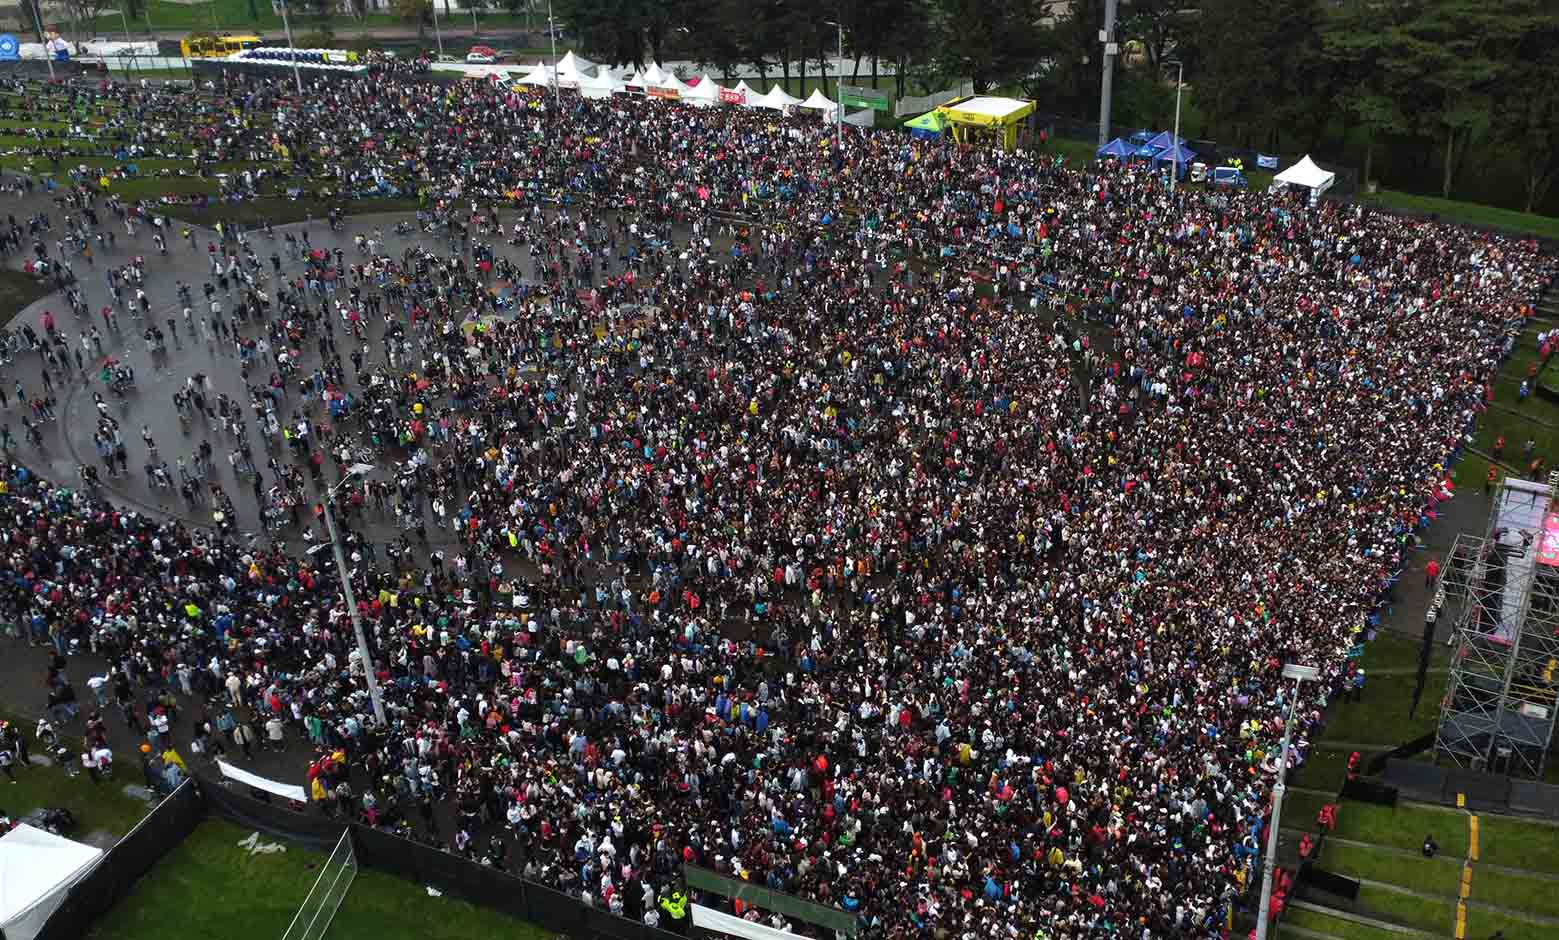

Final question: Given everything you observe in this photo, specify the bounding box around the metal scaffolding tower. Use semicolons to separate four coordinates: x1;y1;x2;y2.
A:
1435;475;1559;778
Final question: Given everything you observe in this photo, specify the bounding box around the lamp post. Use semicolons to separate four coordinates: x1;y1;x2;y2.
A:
430;0;444;62
1254;663;1320;940
117;3;136;79
1167;59;1183;194
1097;0;1118;147
824;20;843;149
546;0;559;109
273;0;304;97
318;463;388;728
31;0;53;80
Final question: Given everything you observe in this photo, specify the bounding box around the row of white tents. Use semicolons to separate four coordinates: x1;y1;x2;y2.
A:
506;51;862;119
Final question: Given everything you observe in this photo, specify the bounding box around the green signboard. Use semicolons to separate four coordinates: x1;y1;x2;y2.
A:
684;864;858;935
839;83;891;112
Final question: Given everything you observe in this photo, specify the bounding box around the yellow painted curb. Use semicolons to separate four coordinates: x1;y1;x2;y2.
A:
1457;792;1466;808
1469;814;1479;861
1455;901;1467;940
1460;864;1472;899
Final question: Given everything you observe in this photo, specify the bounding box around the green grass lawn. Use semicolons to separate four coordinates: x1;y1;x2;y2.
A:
1358;190;1559;241
88;819;553;940
1315;673;1446;748
1333;803;1471;859
1321;840;1559;921
1278;907;1407;940
0;267;53;331
1355;883;1456;936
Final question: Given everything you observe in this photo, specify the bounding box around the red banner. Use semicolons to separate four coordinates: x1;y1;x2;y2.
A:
719;87;746;105
648;86;680;100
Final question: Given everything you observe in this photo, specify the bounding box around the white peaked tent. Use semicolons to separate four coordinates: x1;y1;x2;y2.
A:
637;62;669;86
684;75;724;106
554;51;595;83
512;61;554;86
729;80;756;105
0;825;106;940
651;73;694;97
578;68;623;100
1273;155;1336;198
753;85;801;110
799;88;837;112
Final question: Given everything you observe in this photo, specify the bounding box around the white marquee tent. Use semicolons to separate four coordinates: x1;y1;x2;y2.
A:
650;73;695;97
751;85;801;110
1273;155;1336;198
0;825;105;940
578;68;624;100
799;88;837;112
729;80;757;105
553;51;595;84
684;75;725;107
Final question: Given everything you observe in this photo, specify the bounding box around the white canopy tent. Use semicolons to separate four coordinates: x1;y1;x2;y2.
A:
636;62;669;86
650;74;694;98
684;75;724;107
729;80;756;105
578;68;624;100
751;85;801;110
0;825;105;940
553;51;595;83
799;88;837;112
1273;155;1336;198
512;62;554;86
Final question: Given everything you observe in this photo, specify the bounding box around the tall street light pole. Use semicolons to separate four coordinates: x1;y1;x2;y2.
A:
1097;0;1118;147
430;0;444;62
825;20;843;150
274;0;303;97
1168;59;1183;194
117;3;136;79
32;0;53;80
546;0;559;109
318;463;388;728
1254;663;1320;940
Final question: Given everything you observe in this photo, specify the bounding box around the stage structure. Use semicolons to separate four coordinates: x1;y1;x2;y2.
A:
1436;475;1559;778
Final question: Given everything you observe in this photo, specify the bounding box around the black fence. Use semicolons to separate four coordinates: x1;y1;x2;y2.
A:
34;779;206;940
1365;732;1437;776
195;775;684;940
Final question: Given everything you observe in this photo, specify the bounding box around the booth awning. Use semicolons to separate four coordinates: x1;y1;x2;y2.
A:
1273;154;1336;193
0;824;105;940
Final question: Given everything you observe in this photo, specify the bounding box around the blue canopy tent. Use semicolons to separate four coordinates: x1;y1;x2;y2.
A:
1146;131;1184;151
1130;143;1161;162
1154;143;1198;178
1096;137;1133;159
1128;128;1154;146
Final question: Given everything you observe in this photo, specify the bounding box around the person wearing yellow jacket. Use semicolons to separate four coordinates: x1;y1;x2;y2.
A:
658;890;688;933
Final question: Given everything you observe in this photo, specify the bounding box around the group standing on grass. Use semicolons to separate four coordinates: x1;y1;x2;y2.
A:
0;68;1554;940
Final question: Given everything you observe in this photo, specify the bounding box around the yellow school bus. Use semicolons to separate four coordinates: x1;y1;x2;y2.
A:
180;33;263;59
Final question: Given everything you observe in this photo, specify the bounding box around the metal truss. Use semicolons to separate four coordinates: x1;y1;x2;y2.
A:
1434;476;1559;778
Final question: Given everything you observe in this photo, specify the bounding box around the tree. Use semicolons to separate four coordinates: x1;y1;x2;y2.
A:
392;0;430;35
1321;0;1413;186
1491;7;1559;212
1181;0;1328;151
1381;1;1518;199
61;0;115;42
922;0;1047;93
1118;0;1187;75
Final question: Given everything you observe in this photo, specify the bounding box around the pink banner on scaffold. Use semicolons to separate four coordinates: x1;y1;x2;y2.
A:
1538;509;1559;566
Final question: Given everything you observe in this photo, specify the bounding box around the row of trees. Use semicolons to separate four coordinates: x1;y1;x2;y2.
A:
554;0;1559;214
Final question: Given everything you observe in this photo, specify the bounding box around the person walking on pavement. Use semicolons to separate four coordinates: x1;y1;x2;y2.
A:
1425;557;1441;588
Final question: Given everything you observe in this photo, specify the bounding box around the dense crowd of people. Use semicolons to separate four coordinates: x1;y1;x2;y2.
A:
0;70;1553;940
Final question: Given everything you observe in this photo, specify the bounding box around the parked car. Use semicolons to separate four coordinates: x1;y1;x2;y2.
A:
465;46;496;64
1211;166;1248;190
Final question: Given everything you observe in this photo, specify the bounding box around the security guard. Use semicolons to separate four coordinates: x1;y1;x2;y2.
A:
658;889;689;933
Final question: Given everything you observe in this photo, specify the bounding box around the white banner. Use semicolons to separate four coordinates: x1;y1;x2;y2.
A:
217;759;308;802
690;904;801;940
